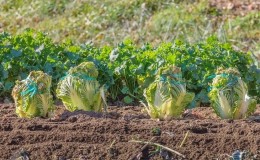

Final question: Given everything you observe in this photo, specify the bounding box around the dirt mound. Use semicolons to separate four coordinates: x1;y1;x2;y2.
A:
0;103;260;160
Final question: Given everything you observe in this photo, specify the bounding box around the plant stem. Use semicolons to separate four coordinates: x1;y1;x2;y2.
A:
179;130;189;147
129;139;185;158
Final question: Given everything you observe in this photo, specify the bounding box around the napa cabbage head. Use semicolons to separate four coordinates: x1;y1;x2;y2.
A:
143;65;195;120
12;71;54;118
208;67;257;119
56;61;107;112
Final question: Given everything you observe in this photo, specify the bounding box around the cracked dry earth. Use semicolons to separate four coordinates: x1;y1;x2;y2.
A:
0;103;260;160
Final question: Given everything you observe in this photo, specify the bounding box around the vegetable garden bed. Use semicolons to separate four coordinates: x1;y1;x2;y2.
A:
1;30;260;160
1;103;259;160
1;1;260;159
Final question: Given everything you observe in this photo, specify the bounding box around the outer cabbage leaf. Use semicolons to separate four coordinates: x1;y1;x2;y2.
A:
12;71;54;118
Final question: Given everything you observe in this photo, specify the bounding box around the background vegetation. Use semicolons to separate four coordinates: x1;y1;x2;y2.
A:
0;0;259;54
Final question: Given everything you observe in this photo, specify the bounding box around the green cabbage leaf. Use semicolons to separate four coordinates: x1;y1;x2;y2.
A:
208;68;257;119
56;62;107;112
12;71;54;118
143;66;194;119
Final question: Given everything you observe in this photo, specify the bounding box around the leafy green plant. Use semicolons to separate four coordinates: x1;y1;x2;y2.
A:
1;30;259;105
153;37;259;105
143;66;194;119
56;62;107;112
95;39;154;104
208;67;257;119
151;127;161;136
12;71;54;118
0;29;63;96
0;29;98;97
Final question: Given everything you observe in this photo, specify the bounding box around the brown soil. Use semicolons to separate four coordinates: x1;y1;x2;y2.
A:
0;103;260;160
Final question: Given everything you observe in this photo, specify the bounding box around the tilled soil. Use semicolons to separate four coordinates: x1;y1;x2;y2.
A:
0;103;260;160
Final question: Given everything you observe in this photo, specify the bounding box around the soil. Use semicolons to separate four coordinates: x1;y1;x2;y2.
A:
0;103;260;160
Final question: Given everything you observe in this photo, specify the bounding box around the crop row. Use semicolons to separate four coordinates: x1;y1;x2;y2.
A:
0;29;259;105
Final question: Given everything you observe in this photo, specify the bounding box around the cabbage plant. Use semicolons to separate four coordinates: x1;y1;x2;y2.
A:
208;67;257;119
12;71;54;118
56;62;107;112
143;66;195;119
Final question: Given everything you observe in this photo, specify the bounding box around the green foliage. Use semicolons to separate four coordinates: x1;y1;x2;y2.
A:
143;66;195;119
151;127;161;136
0;30;60;95
208;68;257;119
56;62;106;112
12;71;54;118
0;30;259;105
0;29;98;97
